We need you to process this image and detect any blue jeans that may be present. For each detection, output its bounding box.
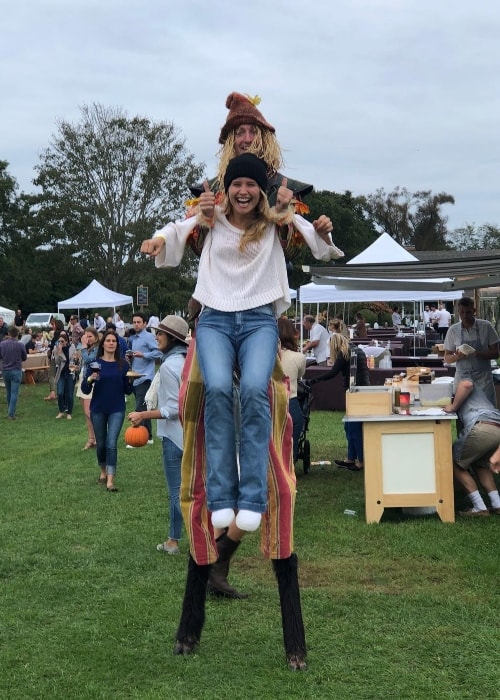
[57,372,75,414]
[196,305,279,513]
[344,421,363,462]
[3,369,22,418]
[91,411,125,474]
[161,437,183,541]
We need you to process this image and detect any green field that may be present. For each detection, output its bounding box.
[1,382,499,699]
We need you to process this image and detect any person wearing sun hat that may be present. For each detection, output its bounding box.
[128,315,189,555]
[150,315,190,343]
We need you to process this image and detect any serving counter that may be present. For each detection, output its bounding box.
[344,412,456,524]
[304,365,455,410]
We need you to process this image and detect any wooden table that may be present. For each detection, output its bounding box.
[22,353,50,384]
[344,412,456,524]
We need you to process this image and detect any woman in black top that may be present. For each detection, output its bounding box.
[310,338,369,471]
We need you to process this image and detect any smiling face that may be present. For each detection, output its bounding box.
[227,177,261,216]
[234,124,258,155]
[155,330,169,353]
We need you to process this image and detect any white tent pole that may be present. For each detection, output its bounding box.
[300,298,304,347]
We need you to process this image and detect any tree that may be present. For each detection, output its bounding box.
[0,161,54,310]
[33,104,205,294]
[447,223,500,251]
[0,160,20,259]
[360,187,454,250]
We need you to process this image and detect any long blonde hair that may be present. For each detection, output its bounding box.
[329,332,350,364]
[216,127,284,191]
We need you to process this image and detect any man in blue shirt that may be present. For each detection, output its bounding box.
[444,379,500,516]
[0,326,27,419]
[128,312,163,444]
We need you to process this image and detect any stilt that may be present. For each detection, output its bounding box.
[174,555,211,655]
[272,554,307,670]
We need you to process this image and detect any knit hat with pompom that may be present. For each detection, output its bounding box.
[219,92,275,144]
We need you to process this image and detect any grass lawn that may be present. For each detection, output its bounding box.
[1,382,499,699]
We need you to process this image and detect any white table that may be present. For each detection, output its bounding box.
[344,412,456,523]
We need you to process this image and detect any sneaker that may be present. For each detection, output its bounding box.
[235,509,262,532]
[147,439,154,445]
[488,507,500,515]
[126,444,136,449]
[157,542,180,555]
[457,508,490,517]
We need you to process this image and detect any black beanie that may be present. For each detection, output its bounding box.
[223,153,268,193]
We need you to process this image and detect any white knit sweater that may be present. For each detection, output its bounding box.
[153,208,342,315]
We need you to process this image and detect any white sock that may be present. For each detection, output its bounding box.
[469,490,487,512]
[487,490,500,509]
[211,508,235,529]
[235,510,262,532]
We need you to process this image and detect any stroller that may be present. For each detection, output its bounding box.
[295,379,313,474]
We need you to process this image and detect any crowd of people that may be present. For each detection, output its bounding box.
[0,310,170,464]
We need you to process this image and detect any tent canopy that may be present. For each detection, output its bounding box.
[299,233,463,303]
[301,233,463,302]
[347,233,418,265]
[299,282,463,304]
[58,280,134,311]
[0,305,15,324]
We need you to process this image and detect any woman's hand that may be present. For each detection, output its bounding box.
[313,215,333,239]
[141,237,166,257]
[127,411,144,426]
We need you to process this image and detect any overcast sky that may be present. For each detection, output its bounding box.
[2,0,499,232]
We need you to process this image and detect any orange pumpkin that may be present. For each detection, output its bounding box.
[124,425,149,447]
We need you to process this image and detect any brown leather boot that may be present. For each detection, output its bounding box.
[207,532,248,599]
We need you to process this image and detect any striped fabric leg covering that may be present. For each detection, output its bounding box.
[179,339,296,566]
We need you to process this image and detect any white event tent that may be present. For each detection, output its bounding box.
[58,280,134,314]
[0,304,15,325]
[300,234,464,306]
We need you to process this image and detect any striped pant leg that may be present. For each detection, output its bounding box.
[180,340,296,565]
